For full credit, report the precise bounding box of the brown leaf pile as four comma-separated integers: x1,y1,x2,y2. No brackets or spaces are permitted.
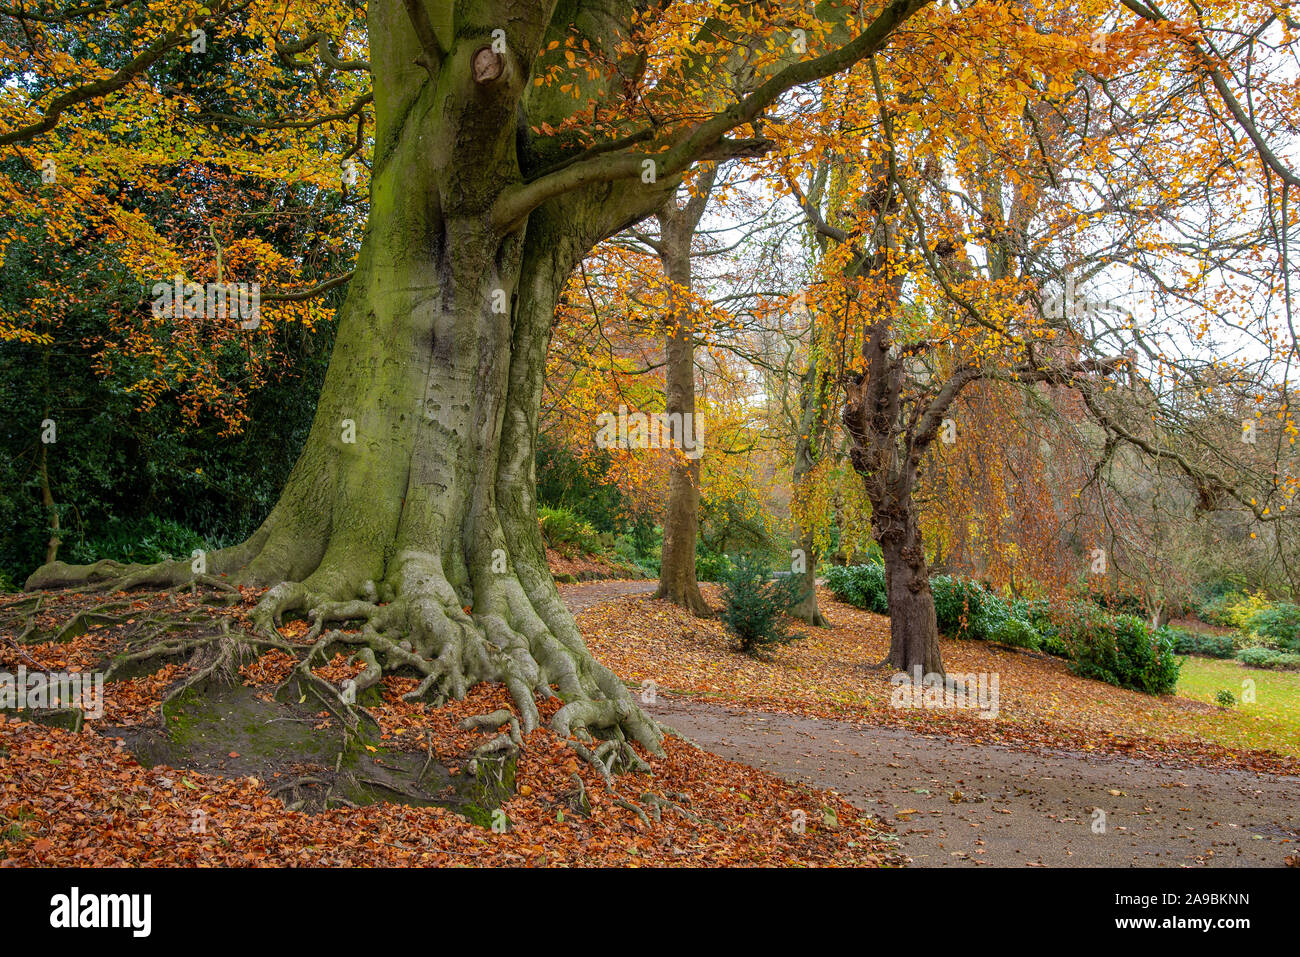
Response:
580,587,1299,776
0,588,901,867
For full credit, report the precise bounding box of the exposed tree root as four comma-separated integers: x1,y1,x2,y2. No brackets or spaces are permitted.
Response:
639,790,722,829
51,601,132,643
560,771,591,815
26,558,197,593
23,542,667,788
613,796,652,826
14,572,714,835
459,709,524,764
240,565,666,763
0,594,43,644
158,621,251,715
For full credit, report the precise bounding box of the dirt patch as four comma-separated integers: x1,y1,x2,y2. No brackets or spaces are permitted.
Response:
106,683,511,818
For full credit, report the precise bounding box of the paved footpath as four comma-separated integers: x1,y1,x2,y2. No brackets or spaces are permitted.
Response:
562,581,1300,867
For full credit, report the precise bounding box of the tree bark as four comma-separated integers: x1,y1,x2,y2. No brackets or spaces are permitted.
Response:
876,490,943,674
790,357,828,626
653,171,716,617
39,439,60,566
845,362,946,677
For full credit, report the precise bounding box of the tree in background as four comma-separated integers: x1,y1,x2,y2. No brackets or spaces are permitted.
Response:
771,0,1300,675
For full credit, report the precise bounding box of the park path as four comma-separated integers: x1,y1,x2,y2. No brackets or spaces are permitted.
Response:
560,580,1300,867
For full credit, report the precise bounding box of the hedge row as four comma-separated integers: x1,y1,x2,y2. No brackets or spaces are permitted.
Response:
826,564,1181,695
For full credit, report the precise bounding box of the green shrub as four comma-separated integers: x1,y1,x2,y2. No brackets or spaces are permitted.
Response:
1167,628,1235,659
825,563,889,615
931,574,991,640
1024,600,1093,659
537,506,601,556
973,592,1014,640
695,541,734,583
1215,689,1236,707
1077,587,1146,617
991,617,1040,650
1191,579,1245,621
62,515,208,567
1245,602,1300,652
1210,591,1273,630
1038,632,1071,657
1067,612,1181,695
612,527,661,577
828,566,1016,641
1235,646,1279,668
1199,591,1247,626
720,553,807,657
1235,647,1300,670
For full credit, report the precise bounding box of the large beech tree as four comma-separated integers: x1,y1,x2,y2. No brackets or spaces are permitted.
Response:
17,0,931,752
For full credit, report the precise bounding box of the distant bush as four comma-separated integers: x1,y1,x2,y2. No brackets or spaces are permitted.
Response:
695,540,734,583
62,515,208,568
1038,631,1071,658
720,553,807,657
991,617,1040,650
1215,689,1236,707
1204,590,1271,630
1235,647,1300,670
1191,579,1244,621
612,527,661,577
930,574,993,640
1198,591,1244,626
1067,612,1181,695
826,566,1179,690
825,563,889,615
1236,646,1279,668
829,566,1027,644
1167,628,1235,659
1077,587,1146,617
537,506,600,557
1245,602,1300,652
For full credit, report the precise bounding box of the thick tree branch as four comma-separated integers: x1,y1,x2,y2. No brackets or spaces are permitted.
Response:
491,0,933,230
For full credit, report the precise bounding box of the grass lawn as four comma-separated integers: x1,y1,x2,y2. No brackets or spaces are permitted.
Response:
1176,656,1300,756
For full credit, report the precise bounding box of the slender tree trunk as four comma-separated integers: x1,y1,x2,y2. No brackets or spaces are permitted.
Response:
790,358,828,625
39,439,60,566
653,172,716,617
